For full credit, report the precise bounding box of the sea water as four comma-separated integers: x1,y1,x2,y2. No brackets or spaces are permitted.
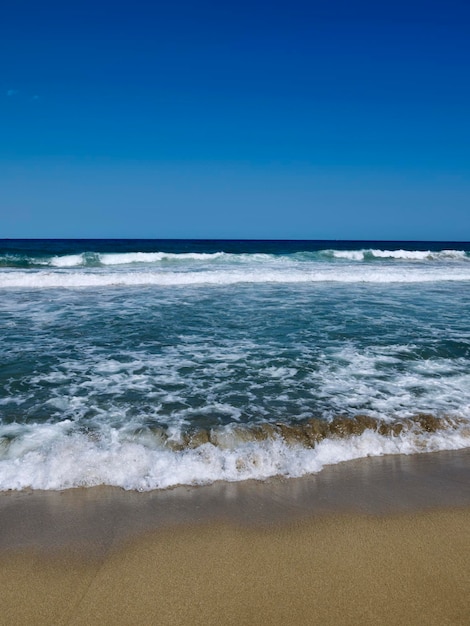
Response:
1,239,470,491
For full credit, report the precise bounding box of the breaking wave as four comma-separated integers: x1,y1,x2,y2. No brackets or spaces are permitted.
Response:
0,414,468,491
2,266,470,288
322,249,469,261
0,248,469,270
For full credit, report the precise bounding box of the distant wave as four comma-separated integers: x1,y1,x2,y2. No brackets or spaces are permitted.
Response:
322,249,469,261
0,251,268,269
3,266,470,288
42,249,470,266
0,249,469,269
51,251,229,267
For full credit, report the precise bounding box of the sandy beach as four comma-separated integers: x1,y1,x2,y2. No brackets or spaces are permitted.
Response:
1,449,470,625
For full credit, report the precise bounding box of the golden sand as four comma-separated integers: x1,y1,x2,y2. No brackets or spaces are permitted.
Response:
2,450,470,625
1,508,469,625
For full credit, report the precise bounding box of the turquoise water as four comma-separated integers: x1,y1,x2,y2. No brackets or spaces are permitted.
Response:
1,239,470,490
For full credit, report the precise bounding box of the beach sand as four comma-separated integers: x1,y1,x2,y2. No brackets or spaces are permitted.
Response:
1,449,470,625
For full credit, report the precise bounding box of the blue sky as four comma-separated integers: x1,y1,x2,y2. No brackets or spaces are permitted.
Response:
1,0,469,239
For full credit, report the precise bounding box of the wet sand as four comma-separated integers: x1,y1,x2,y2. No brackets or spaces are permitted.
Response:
1,449,470,625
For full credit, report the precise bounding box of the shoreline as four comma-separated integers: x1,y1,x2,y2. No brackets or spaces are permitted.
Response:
1,449,470,624
1,448,470,555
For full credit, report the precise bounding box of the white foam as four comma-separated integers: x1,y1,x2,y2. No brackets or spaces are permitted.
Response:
99,252,229,265
263,366,298,379
329,250,366,261
329,249,468,261
2,264,470,288
49,254,85,267
20,251,232,269
309,344,470,419
369,249,466,260
99,252,165,265
0,421,468,491
371,249,433,260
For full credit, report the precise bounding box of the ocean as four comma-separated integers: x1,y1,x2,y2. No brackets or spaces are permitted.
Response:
1,239,470,491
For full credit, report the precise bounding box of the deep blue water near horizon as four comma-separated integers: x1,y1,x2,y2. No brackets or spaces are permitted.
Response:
2,238,470,256
1,239,470,491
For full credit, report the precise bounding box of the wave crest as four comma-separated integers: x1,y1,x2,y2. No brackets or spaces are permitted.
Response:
324,249,468,261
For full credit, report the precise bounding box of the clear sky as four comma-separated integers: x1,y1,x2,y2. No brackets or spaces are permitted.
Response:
1,0,469,239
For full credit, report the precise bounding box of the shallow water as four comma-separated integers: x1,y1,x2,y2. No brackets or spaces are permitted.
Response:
1,239,470,490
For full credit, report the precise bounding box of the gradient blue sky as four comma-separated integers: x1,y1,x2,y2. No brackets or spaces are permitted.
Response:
1,0,469,239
